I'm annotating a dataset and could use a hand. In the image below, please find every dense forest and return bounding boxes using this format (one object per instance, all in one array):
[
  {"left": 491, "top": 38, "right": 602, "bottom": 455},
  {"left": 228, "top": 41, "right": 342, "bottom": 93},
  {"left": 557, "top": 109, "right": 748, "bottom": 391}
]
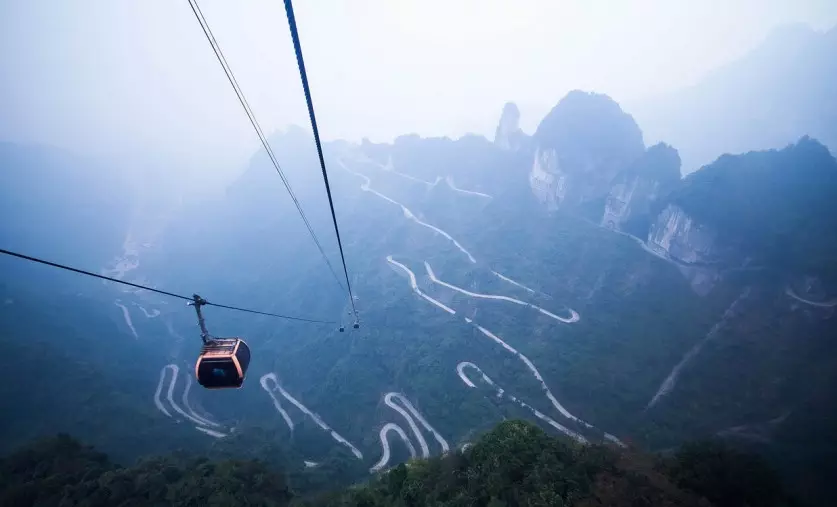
[
  {"left": 0, "top": 421, "right": 792, "bottom": 507},
  {"left": 664, "top": 136, "right": 837, "bottom": 281}
]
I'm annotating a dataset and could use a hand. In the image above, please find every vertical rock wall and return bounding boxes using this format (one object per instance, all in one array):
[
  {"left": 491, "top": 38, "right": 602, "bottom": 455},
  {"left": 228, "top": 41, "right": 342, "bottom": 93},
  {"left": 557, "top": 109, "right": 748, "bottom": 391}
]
[
  {"left": 647, "top": 204, "right": 717, "bottom": 264},
  {"left": 601, "top": 143, "right": 681, "bottom": 230},
  {"left": 528, "top": 91, "right": 645, "bottom": 212},
  {"left": 601, "top": 177, "right": 639, "bottom": 229},
  {"left": 528, "top": 147, "right": 568, "bottom": 211}
]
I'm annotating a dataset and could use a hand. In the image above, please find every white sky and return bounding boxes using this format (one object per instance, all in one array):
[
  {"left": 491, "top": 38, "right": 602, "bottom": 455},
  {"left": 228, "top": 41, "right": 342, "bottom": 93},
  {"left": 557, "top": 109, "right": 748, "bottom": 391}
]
[{"left": 1, "top": 0, "right": 836, "bottom": 189}]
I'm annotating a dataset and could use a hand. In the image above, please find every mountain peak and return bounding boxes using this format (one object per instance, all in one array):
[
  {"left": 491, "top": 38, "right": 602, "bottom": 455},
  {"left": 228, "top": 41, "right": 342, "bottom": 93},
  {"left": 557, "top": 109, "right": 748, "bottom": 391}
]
[
  {"left": 529, "top": 91, "right": 645, "bottom": 210},
  {"left": 534, "top": 91, "right": 644, "bottom": 152},
  {"left": 493, "top": 102, "right": 524, "bottom": 151}
]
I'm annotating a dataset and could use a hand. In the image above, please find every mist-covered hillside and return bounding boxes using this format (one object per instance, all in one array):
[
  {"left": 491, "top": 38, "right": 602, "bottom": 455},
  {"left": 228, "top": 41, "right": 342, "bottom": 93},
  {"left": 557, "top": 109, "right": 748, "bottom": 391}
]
[
  {"left": 0, "top": 142, "right": 133, "bottom": 271},
  {"left": 661, "top": 136, "right": 837, "bottom": 282},
  {"left": 2, "top": 86, "right": 836, "bottom": 506}
]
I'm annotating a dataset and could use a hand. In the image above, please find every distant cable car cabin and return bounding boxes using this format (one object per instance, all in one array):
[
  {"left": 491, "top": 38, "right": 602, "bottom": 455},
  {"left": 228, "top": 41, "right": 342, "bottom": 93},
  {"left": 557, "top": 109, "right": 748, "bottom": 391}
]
[{"left": 189, "top": 294, "right": 251, "bottom": 389}]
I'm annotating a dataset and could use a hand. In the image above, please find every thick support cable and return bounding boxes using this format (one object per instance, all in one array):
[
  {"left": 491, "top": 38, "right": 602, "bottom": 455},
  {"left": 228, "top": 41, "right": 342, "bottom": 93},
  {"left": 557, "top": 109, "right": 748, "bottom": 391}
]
[
  {"left": 0, "top": 248, "right": 335, "bottom": 325},
  {"left": 282, "top": 0, "right": 358, "bottom": 319},
  {"left": 187, "top": 0, "right": 347, "bottom": 296}
]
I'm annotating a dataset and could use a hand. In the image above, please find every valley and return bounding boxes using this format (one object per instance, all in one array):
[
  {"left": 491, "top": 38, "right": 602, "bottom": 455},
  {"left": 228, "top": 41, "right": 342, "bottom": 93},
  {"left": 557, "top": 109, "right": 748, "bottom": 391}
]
[
  {"left": 2, "top": 67, "right": 836, "bottom": 507},
  {"left": 119, "top": 136, "right": 831, "bottom": 482},
  {"left": 3, "top": 9, "right": 837, "bottom": 505}
]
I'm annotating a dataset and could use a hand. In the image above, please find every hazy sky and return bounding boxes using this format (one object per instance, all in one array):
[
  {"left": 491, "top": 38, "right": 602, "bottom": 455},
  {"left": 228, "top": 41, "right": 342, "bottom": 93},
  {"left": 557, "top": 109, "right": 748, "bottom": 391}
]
[{"left": 1, "top": 0, "right": 836, "bottom": 189}]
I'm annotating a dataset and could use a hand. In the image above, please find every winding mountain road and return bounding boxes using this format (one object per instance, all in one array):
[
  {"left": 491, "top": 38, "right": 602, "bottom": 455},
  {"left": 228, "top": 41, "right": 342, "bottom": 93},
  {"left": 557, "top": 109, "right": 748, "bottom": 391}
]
[
  {"left": 196, "top": 427, "right": 227, "bottom": 438},
  {"left": 134, "top": 303, "right": 161, "bottom": 318},
  {"left": 153, "top": 366, "right": 173, "bottom": 418},
  {"left": 385, "top": 392, "right": 449, "bottom": 457},
  {"left": 114, "top": 301, "right": 139, "bottom": 339},
  {"left": 153, "top": 364, "right": 227, "bottom": 437},
  {"left": 366, "top": 156, "right": 492, "bottom": 198},
  {"left": 444, "top": 176, "right": 492, "bottom": 198},
  {"left": 339, "top": 157, "right": 545, "bottom": 293},
  {"left": 387, "top": 256, "right": 457, "bottom": 315},
  {"left": 260, "top": 373, "right": 364, "bottom": 460},
  {"left": 339, "top": 154, "right": 621, "bottom": 463},
  {"left": 387, "top": 256, "right": 622, "bottom": 445},
  {"left": 372, "top": 392, "right": 449, "bottom": 472},
  {"left": 457, "top": 362, "right": 586, "bottom": 443},
  {"left": 371, "top": 423, "right": 416, "bottom": 472},
  {"left": 785, "top": 286, "right": 837, "bottom": 308},
  {"left": 424, "top": 262, "right": 578, "bottom": 323},
  {"left": 491, "top": 270, "right": 536, "bottom": 294},
  {"left": 181, "top": 374, "right": 222, "bottom": 428}
]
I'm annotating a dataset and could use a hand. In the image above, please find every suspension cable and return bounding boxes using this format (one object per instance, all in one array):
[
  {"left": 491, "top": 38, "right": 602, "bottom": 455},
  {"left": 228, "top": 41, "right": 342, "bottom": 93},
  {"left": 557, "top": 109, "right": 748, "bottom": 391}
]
[
  {"left": 0, "top": 248, "right": 335, "bottom": 325},
  {"left": 187, "top": 0, "right": 347, "bottom": 295},
  {"left": 282, "top": 0, "right": 358, "bottom": 319}
]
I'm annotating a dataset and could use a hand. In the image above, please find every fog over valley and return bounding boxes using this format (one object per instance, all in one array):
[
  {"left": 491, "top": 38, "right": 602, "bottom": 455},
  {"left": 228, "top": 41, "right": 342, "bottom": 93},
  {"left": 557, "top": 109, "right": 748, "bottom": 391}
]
[{"left": 2, "top": 2, "right": 837, "bottom": 506}]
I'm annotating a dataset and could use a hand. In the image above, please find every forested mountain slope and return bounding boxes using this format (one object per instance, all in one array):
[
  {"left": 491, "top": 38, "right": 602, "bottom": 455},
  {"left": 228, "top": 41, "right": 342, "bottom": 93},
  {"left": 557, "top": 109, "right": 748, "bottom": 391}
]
[
  {"left": 0, "top": 433, "right": 293, "bottom": 507},
  {"left": 1, "top": 421, "right": 790, "bottom": 507},
  {"left": 1, "top": 89, "right": 835, "bottom": 506},
  {"left": 661, "top": 137, "right": 837, "bottom": 283}
]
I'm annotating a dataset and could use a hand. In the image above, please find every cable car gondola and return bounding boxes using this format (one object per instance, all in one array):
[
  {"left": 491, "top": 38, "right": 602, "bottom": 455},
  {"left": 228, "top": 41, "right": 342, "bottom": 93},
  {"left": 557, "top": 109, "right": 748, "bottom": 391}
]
[
  {"left": 189, "top": 295, "right": 251, "bottom": 389},
  {"left": 195, "top": 337, "right": 251, "bottom": 389}
]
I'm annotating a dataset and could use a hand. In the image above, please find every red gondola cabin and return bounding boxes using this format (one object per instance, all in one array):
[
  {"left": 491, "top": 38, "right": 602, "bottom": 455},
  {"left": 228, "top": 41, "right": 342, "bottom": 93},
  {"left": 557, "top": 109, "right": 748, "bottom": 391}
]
[{"left": 195, "top": 338, "right": 251, "bottom": 389}]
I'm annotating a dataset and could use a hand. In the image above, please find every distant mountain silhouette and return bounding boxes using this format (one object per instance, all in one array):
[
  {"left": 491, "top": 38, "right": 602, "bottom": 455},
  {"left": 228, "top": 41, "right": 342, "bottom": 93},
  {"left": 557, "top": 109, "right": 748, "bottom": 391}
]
[
  {"left": 633, "top": 23, "right": 837, "bottom": 173},
  {"left": 661, "top": 136, "right": 837, "bottom": 280}
]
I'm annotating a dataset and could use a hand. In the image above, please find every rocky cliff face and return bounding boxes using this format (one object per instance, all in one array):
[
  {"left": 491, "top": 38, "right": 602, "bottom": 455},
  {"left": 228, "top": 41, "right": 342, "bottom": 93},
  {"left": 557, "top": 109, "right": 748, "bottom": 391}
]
[
  {"left": 493, "top": 102, "right": 526, "bottom": 152},
  {"left": 655, "top": 137, "right": 837, "bottom": 284},
  {"left": 528, "top": 146, "right": 567, "bottom": 210},
  {"left": 647, "top": 204, "right": 718, "bottom": 264},
  {"left": 601, "top": 176, "right": 658, "bottom": 230},
  {"left": 601, "top": 143, "right": 681, "bottom": 230},
  {"left": 529, "top": 91, "right": 645, "bottom": 211}
]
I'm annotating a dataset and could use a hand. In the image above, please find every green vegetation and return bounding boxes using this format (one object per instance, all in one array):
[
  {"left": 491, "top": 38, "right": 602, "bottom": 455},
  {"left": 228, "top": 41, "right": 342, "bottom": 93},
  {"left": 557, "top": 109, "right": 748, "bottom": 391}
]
[
  {"left": 664, "top": 137, "right": 837, "bottom": 281},
  {"left": 662, "top": 440, "right": 787, "bottom": 507},
  {"left": 614, "top": 141, "right": 683, "bottom": 236},
  {"left": 6, "top": 129, "right": 830, "bottom": 504},
  {"left": 621, "top": 142, "right": 682, "bottom": 184},
  {"left": 1, "top": 421, "right": 792, "bottom": 507},
  {"left": 0, "top": 434, "right": 293, "bottom": 507},
  {"left": 535, "top": 91, "right": 645, "bottom": 184},
  {"left": 3, "top": 96, "right": 835, "bottom": 507}
]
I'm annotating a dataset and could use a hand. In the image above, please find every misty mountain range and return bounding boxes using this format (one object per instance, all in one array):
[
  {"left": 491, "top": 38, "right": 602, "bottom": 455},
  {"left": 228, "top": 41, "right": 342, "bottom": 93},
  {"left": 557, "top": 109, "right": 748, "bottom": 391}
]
[
  {"left": 1, "top": 21, "right": 836, "bottom": 507},
  {"left": 632, "top": 22, "right": 837, "bottom": 173}
]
